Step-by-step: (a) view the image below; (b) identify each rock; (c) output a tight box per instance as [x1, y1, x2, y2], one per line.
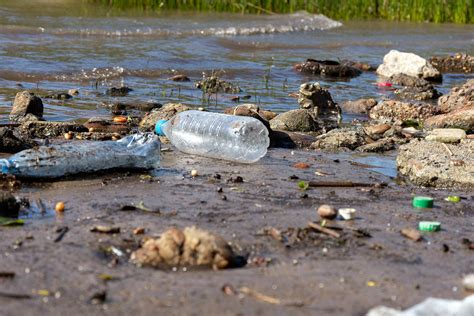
[429, 53, 474, 73]
[44, 93, 72, 100]
[317, 204, 338, 220]
[131, 226, 237, 270]
[397, 139, 474, 188]
[369, 100, 438, 124]
[438, 79, 474, 113]
[68, 89, 79, 96]
[424, 106, 474, 132]
[400, 228, 422, 242]
[0, 128, 34, 153]
[195, 75, 240, 94]
[269, 130, 316, 148]
[102, 101, 162, 114]
[294, 59, 362, 78]
[311, 127, 365, 151]
[106, 86, 133, 96]
[341, 98, 377, 114]
[10, 91, 44, 121]
[342, 60, 376, 72]
[0, 192, 20, 217]
[394, 86, 441, 101]
[139, 103, 191, 131]
[425, 128, 467, 143]
[169, 74, 190, 82]
[376, 50, 442, 82]
[298, 82, 341, 132]
[223, 104, 272, 131]
[463, 274, 474, 291]
[83, 118, 130, 134]
[389, 74, 431, 88]
[19, 121, 88, 138]
[356, 138, 397, 152]
[363, 124, 392, 137]
[269, 109, 318, 132]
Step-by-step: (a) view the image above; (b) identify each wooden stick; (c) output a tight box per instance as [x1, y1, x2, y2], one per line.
[442, 143, 453, 156]
[239, 287, 304, 306]
[0, 291, 31, 299]
[308, 181, 386, 188]
[307, 222, 341, 238]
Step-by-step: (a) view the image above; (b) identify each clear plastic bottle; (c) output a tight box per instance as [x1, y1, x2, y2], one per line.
[155, 110, 269, 163]
[0, 133, 160, 178]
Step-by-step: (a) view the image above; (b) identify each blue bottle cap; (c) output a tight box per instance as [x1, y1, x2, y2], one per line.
[155, 120, 168, 136]
[0, 159, 11, 174]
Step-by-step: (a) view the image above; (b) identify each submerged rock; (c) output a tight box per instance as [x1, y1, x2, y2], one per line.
[397, 139, 474, 188]
[294, 59, 362, 78]
[437, 79, 474, 113]
[424, 106, 474, 132]
[341, 98, 377, 114]
[43, 93, 73, 100]
[131, 226, 237, 270]
[377, 50, 442, 82]
[139, 103, 191, 131]
[390, 74, 441, 101]
[106, 86, 133, 97]
[0, 128, 34, 153]
[369, 100, 438, 124]
[195, 75, 241, 94]
[429, 53, 474, 73]
[102, 101, 162, 114]
[0, 192, 20, 217]
[10, 91, 44, 122]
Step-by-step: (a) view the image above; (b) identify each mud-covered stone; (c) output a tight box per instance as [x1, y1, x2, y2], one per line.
[106, 86, 133, 96]
[10, 91, 44, 121]
[131, 226, 236, 270]
[311, 127, 365, 151]
[0, 192, 20, 217]
[270, 109, 318, 132]
[397, 139, 474, 188]
[438, 79, 474, 113]
[429, 53, 474, 73]
[424, 106, 474, 132]
[139, 103, 191, 131]
[377, 50, 442, 82]
[19, 121, 88, 138]
[369, 100, 438, 124]
[294, 59, 362, 78]
[341, 98, 377, 114]
[0, 128, 34, 153]
[195, 75, 240, 94]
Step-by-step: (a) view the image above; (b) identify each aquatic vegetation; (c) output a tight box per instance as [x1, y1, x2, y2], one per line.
[89, 0, 474, 23]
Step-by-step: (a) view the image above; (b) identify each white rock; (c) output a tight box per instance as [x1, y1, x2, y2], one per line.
[463, 274, 474, 291]
[376, 50, 441, 81]
[425, 128, 467, 143]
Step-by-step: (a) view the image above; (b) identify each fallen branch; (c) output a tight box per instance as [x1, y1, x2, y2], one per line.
[239, 287, 304, 306]
[307, 222, 341, 238]
[0, 291, 31, 299]
[308, 181, 386, 188]
[442, 143, 453, 156]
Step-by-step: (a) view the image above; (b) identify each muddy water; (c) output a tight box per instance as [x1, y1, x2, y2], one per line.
[1, 0, 474, 124]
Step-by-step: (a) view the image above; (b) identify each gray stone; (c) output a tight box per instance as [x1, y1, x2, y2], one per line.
[438, 79, 474, 113]
[341, 98, 377, 114]
[369, 100, 438, 124]
[139, 103, 191, 131]
[397, 139, 474, 188]
[19, 121, 88, 138]
[425, 128, 467, 143]
[269, 109, 318, 132]
[10, 91, 43, 121]
[377, 50, 442, 82]
[311, 127, 365, 151]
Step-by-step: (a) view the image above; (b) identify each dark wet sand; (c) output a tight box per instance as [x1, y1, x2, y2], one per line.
[0, 147, 472, 315]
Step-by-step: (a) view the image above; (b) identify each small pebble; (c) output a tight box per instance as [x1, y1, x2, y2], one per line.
[191, 169, 198, 177]
[55, 202, 65, 213]
[113, 116, 127, 123]
[133, 227, 145, 235]
[64, 132, 73, 140]
[317, 204, 338, 220]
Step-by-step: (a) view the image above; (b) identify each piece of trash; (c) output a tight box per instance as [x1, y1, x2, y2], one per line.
[367, 294, 474, 316]
[412, 196, 434, 208]
[155, 110, 269, 163]
[37, 289, 50, 296]
[98, 274, 115, 281]
[191, 169, 198, 177]
[376, 82, 392, 87]
[445, 196, 461, 203]
[463, 274, 474, 291]
[113, 116, 127, 123]
[418, 221, 441, 232]
[366, 281, 376, 287]
[338, 208, 356, 220]
[401, 228, 423, 241]
[297, 181, 309, 191]
[0, 133, 160, 178]
[90, 226, 120, 234]
[317, 204, 338, 220]
[131, 226, 241, 270]
[0, 217, 24, 226]
[293, 162, 310, 169]
[239, 286, 305, 306]
[55, 201, 65, 213]
[110, 246, 124, 257]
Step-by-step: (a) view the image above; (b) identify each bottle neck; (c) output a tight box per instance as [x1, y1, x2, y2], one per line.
[155, 119, 169, 136]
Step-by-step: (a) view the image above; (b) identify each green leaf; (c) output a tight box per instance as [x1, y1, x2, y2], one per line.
[297, 181, 309, 191]
[0, 217, 24, 226]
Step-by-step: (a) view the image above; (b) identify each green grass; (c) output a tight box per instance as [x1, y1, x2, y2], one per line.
[89, 0, 474, 23]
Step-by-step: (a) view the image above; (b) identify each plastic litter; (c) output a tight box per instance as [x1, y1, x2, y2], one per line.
[338, 208, 356, 220]
[418, 221, 441, 232]
[412, 196, 434, 208]
[366, 294, 474, 316]
[155, 110, 269, 163]
[0, 133, 160, 178]
[445, 196, 461, 203]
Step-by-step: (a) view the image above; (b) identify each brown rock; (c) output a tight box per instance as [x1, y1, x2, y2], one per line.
[139, 103, 191, 131]
[438, 79, 474, 113]
[317, 204, 338, 220]
[341, 98, 377, 114]
[223, 104, 271, 131]
[429, 53, 474, 73]
[10, 91, 43, 121]
[131, 226, 236, 270]
[424, 106, 474, 132]
[369, 100, 438, 124]
[364, 124, 392, 136]
[401, 228, 422, 241]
